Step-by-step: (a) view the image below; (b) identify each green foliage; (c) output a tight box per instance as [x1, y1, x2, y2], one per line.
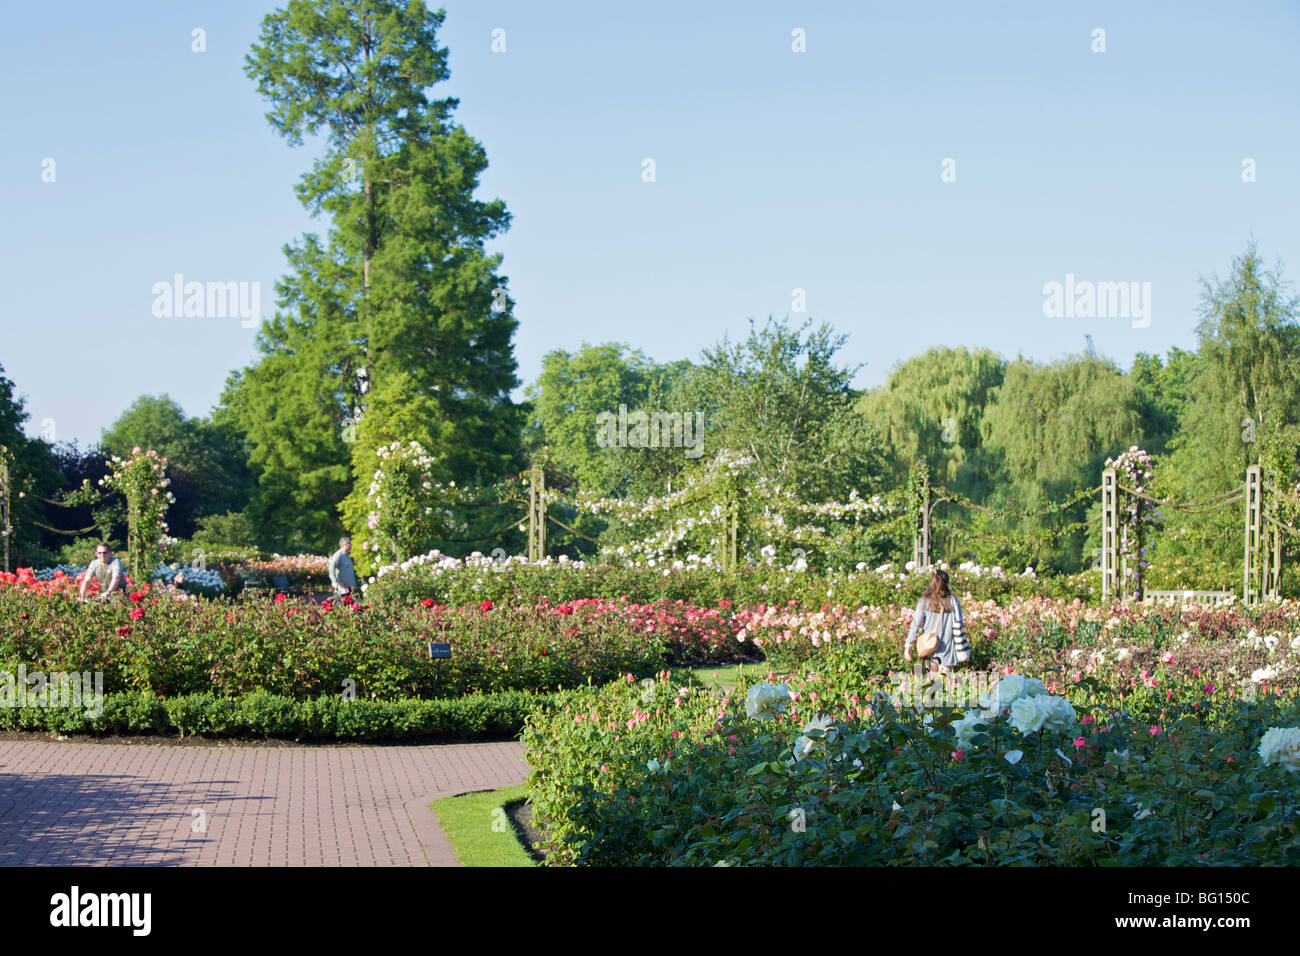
[0, 363, 63, 566]
[225, 0, 525, 553]
[524, 618, 1300, 866]
[1157, 243, 1300, 582]
[670, 317, 887, 504]
[977, 355, 1146, 571]
[101, 449, 174, 583]
[0, 689, 541, 741]
[364, 557, 1097, 610]
[858, 346, 1005, 494]
[192, 511, 260, 550]
[101, 394, 254, 540]
[525, 343, 691, 497]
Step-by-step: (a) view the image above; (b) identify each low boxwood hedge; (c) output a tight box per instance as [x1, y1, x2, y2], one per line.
[0, 688, 544, 742]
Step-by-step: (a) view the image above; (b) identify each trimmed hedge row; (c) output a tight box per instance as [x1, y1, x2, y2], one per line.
[0, 689, 543, 741]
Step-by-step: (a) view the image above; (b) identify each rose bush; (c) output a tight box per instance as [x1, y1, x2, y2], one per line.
[0, 590, 760, 700]
[523, 664, 1300, 866]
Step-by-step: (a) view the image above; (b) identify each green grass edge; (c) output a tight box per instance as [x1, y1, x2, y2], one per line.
[432, 784, 536, 867]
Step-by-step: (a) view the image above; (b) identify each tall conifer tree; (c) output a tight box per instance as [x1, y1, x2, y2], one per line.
[229, 0, 523, 550]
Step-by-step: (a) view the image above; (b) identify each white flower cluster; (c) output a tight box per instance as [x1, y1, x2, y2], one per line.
[948, 673, 1076, 751]
[956, 561, 1037, 580]
[744, 682, 791, 721]
[1237, 629, 1300, 654]
[371, 549, 587, 583]
[1258, 726, 1300, 773]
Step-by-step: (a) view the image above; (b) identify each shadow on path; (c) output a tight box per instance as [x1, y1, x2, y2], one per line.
[0, 768, 268, 866]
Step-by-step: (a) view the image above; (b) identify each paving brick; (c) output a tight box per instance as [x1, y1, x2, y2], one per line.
[0, 740, 526, 867]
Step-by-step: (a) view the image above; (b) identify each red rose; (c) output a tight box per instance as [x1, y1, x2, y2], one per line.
[116, 626, 129, 637]
[129, 608, 144, 620]
[274, 593, 287, 604]
[480, 600, 493, 611]
[129, 591, 144, 603]
[421, 598, 435, 608]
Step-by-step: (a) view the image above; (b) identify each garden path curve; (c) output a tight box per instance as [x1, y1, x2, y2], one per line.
[0, 738, 527, 866]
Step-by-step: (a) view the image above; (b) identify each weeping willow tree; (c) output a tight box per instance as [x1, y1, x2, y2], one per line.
[1153, 243, 1300, 591]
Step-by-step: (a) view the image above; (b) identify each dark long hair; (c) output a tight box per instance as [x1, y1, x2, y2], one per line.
[922, 569, 953, 613]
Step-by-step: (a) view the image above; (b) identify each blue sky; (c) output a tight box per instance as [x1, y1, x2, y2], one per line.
[2, 0, 1297, 445]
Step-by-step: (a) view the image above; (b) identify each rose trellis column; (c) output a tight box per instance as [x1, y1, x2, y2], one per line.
[1100, 468, 1119, 602]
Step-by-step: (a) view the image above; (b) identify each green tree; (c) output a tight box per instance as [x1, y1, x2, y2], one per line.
[0, 363, 62, 567]
[524, 344, 692, 496]
[1129, 347, 1201, 457]
[977, 355, 1147, 571]
[857, 346, 1006, 496]
[101, 395, 255, 540]
[228, 0, 524, 552]
[1156, 243, 1300, 587]
[672, 317, 887, 503]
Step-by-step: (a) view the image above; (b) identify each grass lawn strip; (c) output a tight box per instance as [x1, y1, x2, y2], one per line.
[432, 784, 535, 867]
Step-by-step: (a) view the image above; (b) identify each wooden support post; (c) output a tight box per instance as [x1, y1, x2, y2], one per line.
[1101, 468, 1118, 602]
[1270, 512, 1283, 600]
[718, 485, 733, 572]
[537, 468, 546, 560]
[728, 491, 739, 571]
[0, 460, 9, 574]
[912, 462, 930, 569]
[1244, 465, 1263, 605]
[527, 466, 546, 563]
[921, 473, 931, 569]
[1264, 470, 1283, 601]
[522, 463, 543, 561]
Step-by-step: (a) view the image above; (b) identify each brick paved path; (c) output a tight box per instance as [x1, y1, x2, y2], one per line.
[0, 740, 527, 866]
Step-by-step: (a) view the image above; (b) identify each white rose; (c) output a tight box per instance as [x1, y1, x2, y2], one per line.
[1039, 695, 1076, 734]
[1009, 695, 1050, 735]
[1004, 750, 1023, 764]
[792, 735, 817, 762]
[952, 710, 986, 751]
[646, 759, 661, 774]
[1259, 727, 1300, 773]
[745, 682, 790, 720]
[995, 674, 1027, 710]
[1116, 648, 1131, 662]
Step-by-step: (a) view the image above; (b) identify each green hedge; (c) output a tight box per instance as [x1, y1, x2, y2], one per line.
[0, 689, 544, 741]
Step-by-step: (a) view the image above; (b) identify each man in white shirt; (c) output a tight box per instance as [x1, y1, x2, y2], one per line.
[328, 537, 357, 596]
[79, 542, 127, 601]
